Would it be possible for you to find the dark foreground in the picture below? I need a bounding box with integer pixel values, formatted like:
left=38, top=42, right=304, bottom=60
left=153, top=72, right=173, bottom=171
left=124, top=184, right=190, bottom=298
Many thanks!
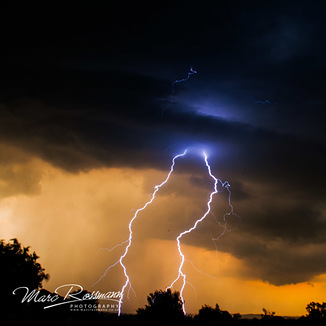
left=7, top=310, right=326, bottom=326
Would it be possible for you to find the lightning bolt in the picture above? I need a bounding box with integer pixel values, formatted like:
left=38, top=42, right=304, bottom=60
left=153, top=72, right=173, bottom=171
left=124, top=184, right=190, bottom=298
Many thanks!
left=94, top=148, right=239, bottom=316
left=96, top=240, right=129, bottom=255
left=114, top=149, right=187, bottom=315
left=167, top=152, right=219, bottom=314
left=167, top=152, right=240, bottom=314
left=170, top=67, right=197, bottom=102
left=161, top=67, right=197, bottom=117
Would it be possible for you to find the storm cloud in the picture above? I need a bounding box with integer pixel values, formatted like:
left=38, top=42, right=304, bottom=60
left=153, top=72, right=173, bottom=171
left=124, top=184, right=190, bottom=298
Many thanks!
left=1, top=0, right=325, bottom=287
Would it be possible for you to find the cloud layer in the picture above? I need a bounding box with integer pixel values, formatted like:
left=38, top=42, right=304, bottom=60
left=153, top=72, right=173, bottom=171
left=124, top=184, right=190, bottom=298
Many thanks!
left=0, top=0, right=325, bottom=293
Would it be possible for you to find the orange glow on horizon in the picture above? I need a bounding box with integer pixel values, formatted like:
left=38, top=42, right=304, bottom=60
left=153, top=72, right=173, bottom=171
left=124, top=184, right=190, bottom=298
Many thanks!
left=0, top=156, right=325, bottom=317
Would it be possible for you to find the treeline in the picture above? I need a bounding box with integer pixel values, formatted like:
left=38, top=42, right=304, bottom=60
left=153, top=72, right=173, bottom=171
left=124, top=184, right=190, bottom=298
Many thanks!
left=7, top=288, right=326, bottom=326
left=124, top=289, right=325, bottom=326
left=2, top=239, right=326, bottom=325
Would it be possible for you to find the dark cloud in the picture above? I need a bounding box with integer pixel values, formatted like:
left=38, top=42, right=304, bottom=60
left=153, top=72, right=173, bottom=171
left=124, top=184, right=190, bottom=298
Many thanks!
left=226, top=234, right=326, bottom=285
left=0, top=0, right=325, bottom=285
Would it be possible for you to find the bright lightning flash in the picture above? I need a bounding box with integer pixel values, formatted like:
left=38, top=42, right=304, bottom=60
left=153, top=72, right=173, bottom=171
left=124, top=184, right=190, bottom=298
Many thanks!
left=95, top=149, right=238, bottom=316
left=167, top=152, right=234, bottom=314
left=117, top=149, right=187, bottom=315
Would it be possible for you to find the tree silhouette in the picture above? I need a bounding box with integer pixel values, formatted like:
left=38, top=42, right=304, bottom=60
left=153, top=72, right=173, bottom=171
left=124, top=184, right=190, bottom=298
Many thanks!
left=306, top=301, right=326, bottom=320
left=233, top=312, right=242, bottom=320
left=261, top=308, right=276, bottom=319
left=0, top=238, right=49, bottom=317
left=195, top=303, right=232, bottom=324
left=136, top=289, right=185, bottom=324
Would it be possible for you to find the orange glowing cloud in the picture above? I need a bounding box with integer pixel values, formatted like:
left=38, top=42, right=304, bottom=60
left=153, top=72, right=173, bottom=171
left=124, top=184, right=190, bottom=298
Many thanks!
left=1, top=151, right=325, bottom=317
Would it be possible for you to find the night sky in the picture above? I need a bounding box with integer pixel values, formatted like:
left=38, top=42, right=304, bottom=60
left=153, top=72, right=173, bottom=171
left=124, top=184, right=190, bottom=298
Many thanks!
left=1, top=0, right=326, bottom=316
